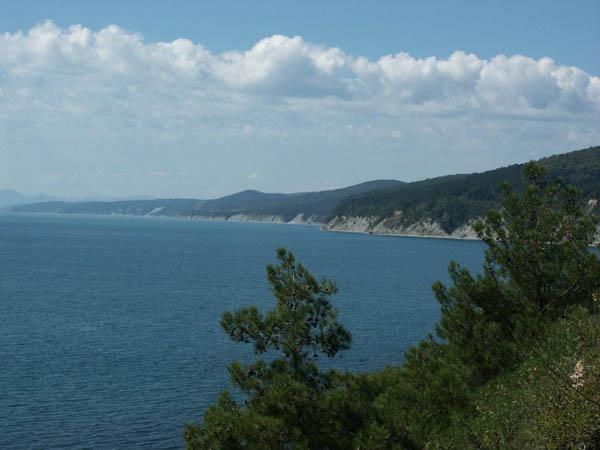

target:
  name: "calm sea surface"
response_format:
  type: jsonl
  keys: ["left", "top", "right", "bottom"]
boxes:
{"left": 0, "top": 213, "right": 484, "bottom": 449}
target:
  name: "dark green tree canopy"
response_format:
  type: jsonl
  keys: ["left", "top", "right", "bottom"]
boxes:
{"left": 434, "top": 162, "right": 600, "bottom": 380}
{"left": 361, "top": 163, "right": 600, "bottom": 449}
{"left": 221, "top": 248, "right": 351, "bottom": 371}
{"left": 186, "top": 249, "right": 360, "bottom": 450}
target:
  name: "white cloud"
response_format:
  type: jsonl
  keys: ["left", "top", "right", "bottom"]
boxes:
{"left": 1, "top": 21, "right": 598, "bottom": 118}
{"left": 0, "top": 21, "right": 598, "bottom": 197}
{"left": 587, "top": 76, "right": 600, "bottom": 111}
{"left": 214, "top": 35, "right": 351, "bottom": 97}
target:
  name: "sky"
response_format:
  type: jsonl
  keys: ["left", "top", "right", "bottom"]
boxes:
{"left": 1, "top": 0, "right": 599, "bottom": 199}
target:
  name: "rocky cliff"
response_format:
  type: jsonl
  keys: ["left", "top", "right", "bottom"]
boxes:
{"left": 324, "top": 214, "right": 600, "bottom": 244}
{"left": 188, "top": 213, "right": 320, "bottom": 225}
{"left": 323, "top": 215, "right": 479, "bottom": 239}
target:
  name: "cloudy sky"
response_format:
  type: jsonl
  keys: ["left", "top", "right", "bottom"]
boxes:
{"left": 1, "top": 1, "right": 599, "bottom": 199}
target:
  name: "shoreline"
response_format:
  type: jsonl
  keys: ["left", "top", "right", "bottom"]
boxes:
{"left": 5, "top": 210, "right": 480, "bottom": 242}
{"left": 324, "top": 227, "right": 481, "bottom": 242}
{"left": 7, "top": 210, "right": 599, "bottom": 245}
{"left": 2, "top": 210, "right": 323, "bottom": 228}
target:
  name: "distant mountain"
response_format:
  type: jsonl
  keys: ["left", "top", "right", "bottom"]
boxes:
{"left": 10, "top": 179, "right": 404, "bottom": 223}
{"left": 0, "top": 189, "right": 57, "bottom": 209}
{"left": 189, "top": 180, "right": 404, "bottom": 222}
{"left": 10, "top": 199, "right": 201, "bottom": 217}
{"left": 325, "top": 146, "right": 600, "bottom": 238}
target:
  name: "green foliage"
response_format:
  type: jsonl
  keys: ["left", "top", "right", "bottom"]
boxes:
{"left": 363, "top": 340, "right": 474, "bottom": 449}
{"left": 185, "top": 248, "right": 367, "bottom": 449}
{"left": 476, "top": 162, "right": 599, "bottom": 315}
{"left": 348, "top": 162, "right": 600, "bottom": 448}
{"left": 449, "top": 306, "right": 600, "bottom": 449}
{"left": 221, "top": 248, "right": 351, "bottom": 369}
{"left": 434, "top": 162, "right": 600, "bottom": 382}
{"left": 187, "top": 161, "right": 600, "bottom": 449}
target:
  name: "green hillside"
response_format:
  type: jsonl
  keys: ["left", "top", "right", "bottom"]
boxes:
{"left": 331, "top": 146, "right": 600, "bottom": 232}
{"left": 189, "top": 179, "right": 403, "bottom": 221}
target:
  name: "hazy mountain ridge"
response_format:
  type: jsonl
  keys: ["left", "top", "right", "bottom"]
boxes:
{"left": 0, "top": 189, "right": 58, "bottom": 209}
{"left": 9, "top": 180, "right": 404, "bottom": 223}
{"left": 9, "top": 199, "right": 201, "bottom": 217}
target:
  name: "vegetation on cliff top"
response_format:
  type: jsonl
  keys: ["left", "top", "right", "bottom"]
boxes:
{"left": 186, "top": 161, "right": 600, "bottom": 449}
{"left": 331, "top": 146, "right": 600, "bottom": 233}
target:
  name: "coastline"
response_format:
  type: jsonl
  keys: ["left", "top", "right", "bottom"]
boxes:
{"left": 322, "top": 215, "right": 480, "bottom": 240}
{"left": 7, "top": 210, "right": 599, "bottom": 244}
{"left": 323, "top": 227, "right": 481, "bottom": 242}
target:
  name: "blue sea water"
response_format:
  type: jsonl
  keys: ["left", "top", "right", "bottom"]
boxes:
{"left": 0, "top": 213, "right": 485, "bottom": 449}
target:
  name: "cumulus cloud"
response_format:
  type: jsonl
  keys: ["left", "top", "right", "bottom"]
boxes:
{"left": 0, "top": 21, "right": 598, "bottom": 197}
{"left": 1, "top": 21, "right": 598, "bottom": 118}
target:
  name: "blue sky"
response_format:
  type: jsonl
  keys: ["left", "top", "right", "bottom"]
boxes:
{"left": 4, "top": 0, "right": 599, "bottom": 74}
{"left": 0, "top": 0, "right": 599, "bottom": 198}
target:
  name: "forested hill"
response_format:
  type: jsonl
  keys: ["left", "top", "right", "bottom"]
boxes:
{"left": 189, "top": 179, "right": 403, "bottom": 221}
{"left": 327, "top": 146, "right": 600, "bottom": 236}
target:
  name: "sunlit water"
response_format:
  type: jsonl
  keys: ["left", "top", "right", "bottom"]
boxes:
{"left": 0, "top": 213, "right": 484, "bottom": 449}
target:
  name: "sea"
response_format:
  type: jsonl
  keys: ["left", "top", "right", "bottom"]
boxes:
{"left": 0, "top": 213, "right": 485, "bottom": 449}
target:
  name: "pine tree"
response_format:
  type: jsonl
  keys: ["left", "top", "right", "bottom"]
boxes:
{"left": 434, "top": 162, "right": 600, "bottom": 381}
{"left": 185, "top": 248, "right": 365, "bottom": 449}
